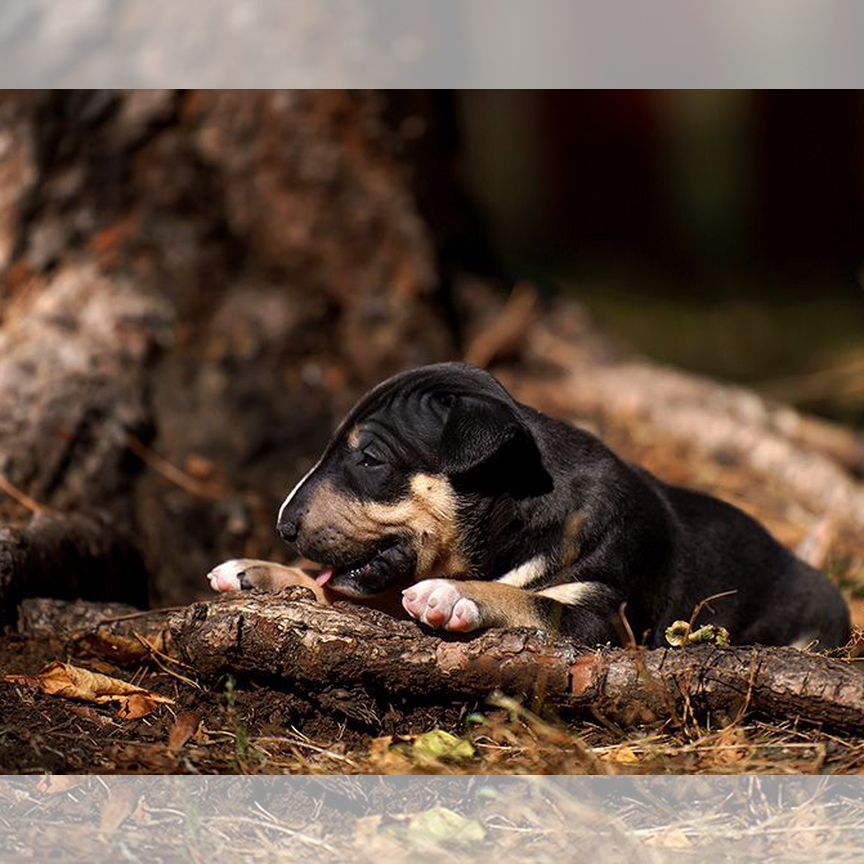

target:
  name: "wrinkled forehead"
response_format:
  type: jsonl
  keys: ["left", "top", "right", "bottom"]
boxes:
{"left": 337, "top": 381, "right": 448, "bottom": 457}
{"left": 326, "top": 363, "right": 512, "bottom": 457}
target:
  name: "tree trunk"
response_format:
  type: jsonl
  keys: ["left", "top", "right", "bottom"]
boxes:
{"left": 0, "top": 91, "right": 456, "bottom": 612}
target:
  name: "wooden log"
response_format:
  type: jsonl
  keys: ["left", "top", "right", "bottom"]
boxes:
{"left": 18, "top": 591, "right": 864, "bottom": 734}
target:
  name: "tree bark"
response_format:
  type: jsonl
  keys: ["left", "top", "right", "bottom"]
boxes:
{"left": 0, "top": 256, "right": 166, "bottom": 617}
{"left": 19, "top": 591, "right": 864, "bottom": 734}
{"left": 0, "top": 91, "right": 456, "bottom": 611}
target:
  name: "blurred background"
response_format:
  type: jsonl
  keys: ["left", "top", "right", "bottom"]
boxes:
{"left": 454, "top": 91, "right": 864, "bottom": 422}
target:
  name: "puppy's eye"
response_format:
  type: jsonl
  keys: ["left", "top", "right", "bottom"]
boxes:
{"left": 358, "top": 450, "right": 385, "bottom": 468}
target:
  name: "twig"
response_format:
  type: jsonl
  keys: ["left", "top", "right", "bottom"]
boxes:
{"left": 732, "top": 653, "right": 761, "bottom": 727}
{"left": 206, "top": 815, "right": 337, "bottom": 852}
{"left": 0, "top": 472, "right": 47, "bottom": 514}
{"left": 99, "top": 606, "right": 189, "bottom": 624}
{"left": 615, "top": 601, "right": 638, "bottom": 649}
{"left": 126, "top": 434, "right": 225, "bottom": 501}
{"left": 147, "top": 652, "right": 202, "bottom": 691}
{"left": 464, "top": 281, "right": 538, "bottom": 368}
{"left": 687, "top": 590, "right": 738, "bottom": 632}
{"left": 131, "top": 631, "right": 202, "bottom": 690}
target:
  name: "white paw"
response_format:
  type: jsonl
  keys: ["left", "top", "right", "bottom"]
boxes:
{"left": 207, "top": 559, "right": 250, "bottom": 593}
{"left": 402, "top": 579, "right": 482, "bottom": 632}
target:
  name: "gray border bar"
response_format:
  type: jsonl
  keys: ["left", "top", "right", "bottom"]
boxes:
{"left": 2, "top": 776, "right": 864, "bottom": 862}
{"left": 1, "top": 0, "right": 863, "bottom": 88}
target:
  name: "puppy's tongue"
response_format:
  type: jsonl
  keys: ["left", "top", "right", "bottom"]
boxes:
{"left": 316, "top": 567, "right": 335, "bottom": 586}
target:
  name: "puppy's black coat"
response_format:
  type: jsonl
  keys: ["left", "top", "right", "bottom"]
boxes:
{"left": 274, "top": 363, "right": 850, "bottom": 648}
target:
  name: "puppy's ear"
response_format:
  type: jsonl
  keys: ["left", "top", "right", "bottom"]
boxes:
{"left": 438, "top": 394, "right": 538, "bottom": 475}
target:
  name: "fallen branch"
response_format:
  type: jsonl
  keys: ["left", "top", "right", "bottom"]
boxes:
{"left": 18, "top": 591, "right": 864, "bottom": 734}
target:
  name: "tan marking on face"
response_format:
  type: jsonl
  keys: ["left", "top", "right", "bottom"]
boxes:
{"left": 561, "top": 510, "right": 586, "bottom": 569}
{"left": 303, "top": 473, "right": 468, "bottom": 580}
{"left": 346, "top": 425, "right": 363, "bottom": 450}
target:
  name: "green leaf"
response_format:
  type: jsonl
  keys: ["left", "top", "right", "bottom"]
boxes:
{"left": 412, "top": 729, "right": 476, "bottom": 763}
{"left": 407, "top": 807, "right": 486, "bottom": 847}
{"left": 665, "top": 620, "right": 731, "bottom": 647}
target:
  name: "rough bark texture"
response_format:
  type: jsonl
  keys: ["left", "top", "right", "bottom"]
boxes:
{"left": 19, "top": 592, "right": 864, "bottom": 734}
{"left": 0, "top": 90, "right": 454, "bottom": 610}
{"left": 0, "top": 254, "right": 164, "bottom": 618}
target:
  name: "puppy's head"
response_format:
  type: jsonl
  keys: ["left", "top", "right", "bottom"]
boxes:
{"left": 276, "top": 362, "right": 548, "bottom": 597}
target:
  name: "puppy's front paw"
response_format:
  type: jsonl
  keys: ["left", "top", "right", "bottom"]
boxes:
{"left": 402, "top": 579, "right": 482, "bottom": 632}
{"left": 207, "top": 559, "right": 254, "bottom": 593}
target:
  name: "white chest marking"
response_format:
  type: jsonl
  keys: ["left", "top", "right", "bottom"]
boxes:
{"left": 496, "top": 555, "right": 547, "bottom": 588}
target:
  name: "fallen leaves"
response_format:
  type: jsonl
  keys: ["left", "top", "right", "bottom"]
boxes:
{"left": 355, "top": 807, "right": 486, "bottom": 856}
{"left": 369, "top": 729, "right": 477, "bottom": 771}
{"left": 99, "top": 785, "right": 143, "bottom": 837}
{"left": 644, "top": 827, "right": 693, "bottom": 849}
{"left": 4, "top": 661, "right": 173, "bottom": 720}
{"left": 167, "top": 711, "right": 201, "bottom": 751}
{"left": 600, "top": 745, "right": 640, "bottom": 765}
{"left": 406, "top": 807, "right": 487, "bottom": 847}
{"left": 36, "top": 775, "right": 86, "bottom": 796}
{"left": 73, "top": 629, "right": 164, "bottom": 665}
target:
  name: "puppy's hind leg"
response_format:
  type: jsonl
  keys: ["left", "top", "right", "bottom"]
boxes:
{"left": 207, "top": 559, "right": 330, "bottom": 603}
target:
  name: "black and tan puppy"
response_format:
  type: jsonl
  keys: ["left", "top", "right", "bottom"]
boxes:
{"left": 208, "top": 362, "right": 850, "bottom": 648}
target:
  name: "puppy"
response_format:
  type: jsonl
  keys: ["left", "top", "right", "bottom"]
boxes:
{"left": 208, "top": 362, "right": 850, "bottom": 648}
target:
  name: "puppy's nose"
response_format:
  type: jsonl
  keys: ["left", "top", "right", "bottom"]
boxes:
{"left": 277, "top": 515, "right": 300, "bottom": 544}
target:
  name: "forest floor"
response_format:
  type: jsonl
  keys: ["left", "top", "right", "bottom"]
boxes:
{"left": 1, "top": 288, "right": 863, "bottom": 777}
{"left": 2, "top": 394, "right": 863, "bottom": 778}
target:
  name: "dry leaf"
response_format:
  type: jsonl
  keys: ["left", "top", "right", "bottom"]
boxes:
{"left": 74, "top": 630, "right": 158, "bottom": 665}
{"left": 36, "top": 775, "right": 86, "bottom": 796}
{"left": 645, "top": 828, "right": 692, "bottom": 849}
{"left": 5, "top": 661, "right": 173, "bottom": 719}
{"left": 603, "top": 746, "right": 639, "bottom": 764}
{"left": 117, "top": 694, "right": 162, "bottom": 721}
{"left": 167, "top": 711, "right": 200, "bottom": 751}
{"left": 110, "top": 743, "right": 172, "bottom": 771}
{"left": 407, "top": 807, "right": 486, "bottom": 848}
{"left": 65, "top": 704, "right": 116, "bottom": 727}
{"left": 353, "top": 815, "right": 406, "bottom": 859}
{"left": 99, "top": 785, "right": 140, "bottom": 837}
